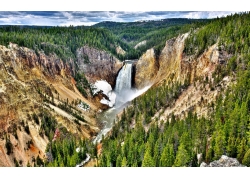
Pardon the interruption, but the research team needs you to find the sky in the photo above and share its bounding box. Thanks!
[0,11,243,26]
[0,0,246,26]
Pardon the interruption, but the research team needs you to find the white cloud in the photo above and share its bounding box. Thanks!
[183,11,239,19]
[0,11,245,26]
[59,21,96,26]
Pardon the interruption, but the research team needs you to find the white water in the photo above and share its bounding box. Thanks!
[93,62,152,144]
[91,80,116,107]
[115,63,132,94]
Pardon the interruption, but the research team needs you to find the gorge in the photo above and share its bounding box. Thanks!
[93,60,151,144]
[1,12,250,167]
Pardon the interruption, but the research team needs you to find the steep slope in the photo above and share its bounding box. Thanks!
[76,45,123,88]
[97,12,250,167]
[134,48,158,89]
[134,31,234,119]
[0,43,99,166]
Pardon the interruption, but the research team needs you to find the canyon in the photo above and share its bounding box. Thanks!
[0,31,232,166]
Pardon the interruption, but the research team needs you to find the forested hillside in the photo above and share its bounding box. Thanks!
[97,12,250,167]
[0,19,208,63]
[0,26,129,62]
[94,18,209,59]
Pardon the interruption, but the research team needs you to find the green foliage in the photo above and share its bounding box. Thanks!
[24,124,30,135]
[75,72,89,98]
[14,158,19,167]
[97,12,250,166]
[82,54,90,64]
[32,113,39,125]
[142,148,155,167]
[39,111,57,140]
[242,149,250,166]
[95,19,208,59]
[3,12,250,167]
[121,157,127,167]
[173,143,190,167]
[184,12,250,58]
[57,102,86,123]
[36,156,44,167]
[160,144,175,167]
[45,134,94,167]
[0,26,126,62]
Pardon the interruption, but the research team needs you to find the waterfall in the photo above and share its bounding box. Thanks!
[114,63,133,106]
[115,63,132,94]
[93,61,152,144]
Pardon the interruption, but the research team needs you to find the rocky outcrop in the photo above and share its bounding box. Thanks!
[200,155,246,167]
[155,33,189,85]
[153,32,231,86]
[6,43,73,79]
[76,45,123,88]
[134,32,234,121]
[116,46,126,55]
[134,48,158,89]
[134,40,147,49]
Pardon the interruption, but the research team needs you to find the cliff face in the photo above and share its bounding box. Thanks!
[155,33,189,85]
[154,33,230,86]
[134,48,158,89]
[8,43,73,77]
[76,45,123,88]
[0,43,99,167]
[135,32,233,120]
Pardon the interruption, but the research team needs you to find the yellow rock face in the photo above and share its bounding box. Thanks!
[134,48,158,89]
[0,43,99,166]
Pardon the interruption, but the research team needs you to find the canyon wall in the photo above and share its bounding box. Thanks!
[0,43,99,166]
[76,45,123,88]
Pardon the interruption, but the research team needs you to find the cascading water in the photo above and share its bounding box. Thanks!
[115,63,132,94]
[93,61,151,144]
[114,62,133,106]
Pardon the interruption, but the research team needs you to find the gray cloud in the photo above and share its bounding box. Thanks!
[0,11,242,26]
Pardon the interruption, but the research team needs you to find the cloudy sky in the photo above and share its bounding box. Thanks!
[0,11,242,26]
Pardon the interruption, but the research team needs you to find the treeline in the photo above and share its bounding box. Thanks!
[184,12,250,57]
[94,18,209,45]
[0,25,129,62]
[95,18,209,59]
[0,19,211,69]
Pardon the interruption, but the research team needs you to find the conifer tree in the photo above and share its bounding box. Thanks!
[173,143,190,167]
[160,143,175,167]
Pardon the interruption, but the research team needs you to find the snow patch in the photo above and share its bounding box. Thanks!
[91,80,116,107]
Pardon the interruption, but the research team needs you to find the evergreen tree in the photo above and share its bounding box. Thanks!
[160,143,175,167]
[173,143,190,167]
[242,149,250,166]
[121,157,127,167]
[142,148,155,167]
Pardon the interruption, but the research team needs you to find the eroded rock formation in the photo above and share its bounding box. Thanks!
[76,45,123,88]
[134,48,158,89]
[0,43,99,166]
